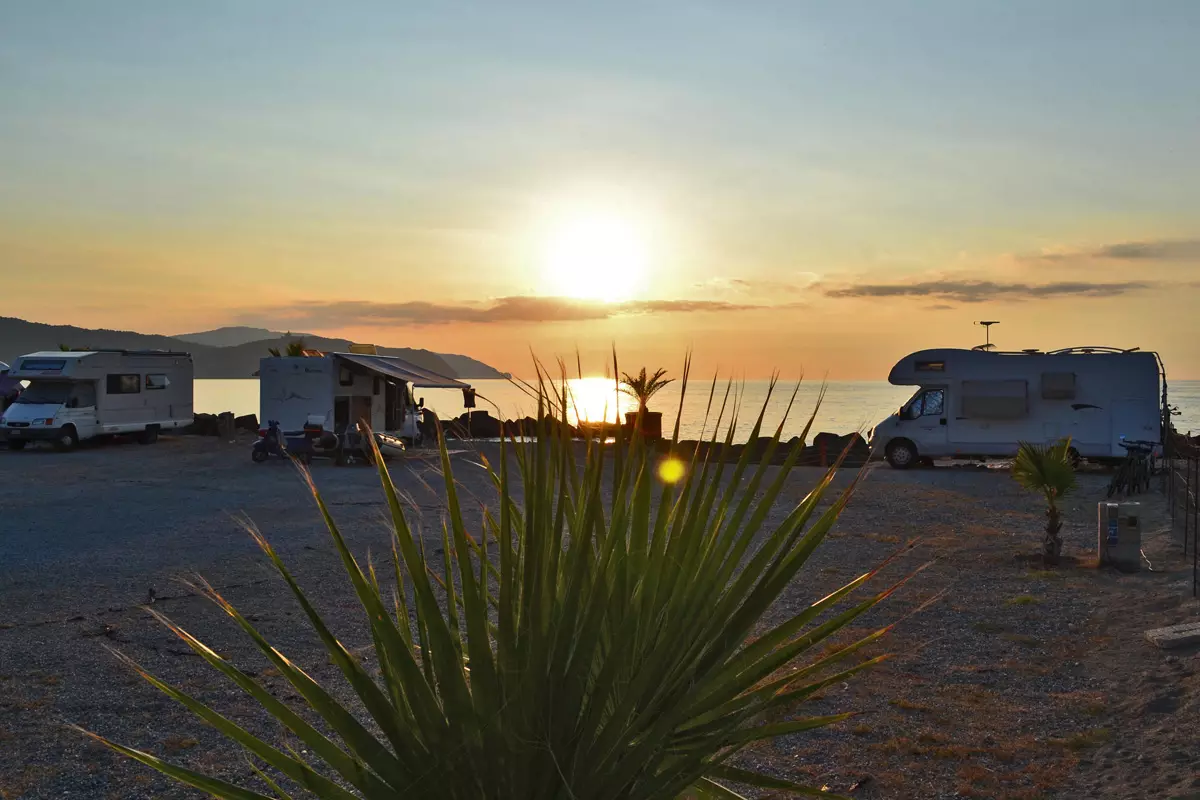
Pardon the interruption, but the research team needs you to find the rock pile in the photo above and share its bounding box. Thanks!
[187,412,259,436]
[424,410,872,466]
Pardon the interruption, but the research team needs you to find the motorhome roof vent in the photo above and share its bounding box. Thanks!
[349,343,378,355]
[1022,349,1040,354]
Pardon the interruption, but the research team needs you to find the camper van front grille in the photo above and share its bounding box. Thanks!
[5,422,29,428]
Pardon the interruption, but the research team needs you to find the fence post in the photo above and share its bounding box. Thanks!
[1186,459,1192,558]
[1170,452,1176,527]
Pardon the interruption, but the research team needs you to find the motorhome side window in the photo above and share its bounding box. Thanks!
[145,374,170,390]
[70,383,96,408]
[921,389,944,416]
[106,374,141,394]
[915,360,945,372]
[904,389,944,419]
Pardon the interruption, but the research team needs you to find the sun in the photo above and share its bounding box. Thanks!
[542,213,649,301]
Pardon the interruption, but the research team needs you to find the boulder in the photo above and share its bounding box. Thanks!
[217,412,237,439]
[419,409,441,442]
[447,410,503,439]
[234,414,259,433]
[577,420,622,440]
[187,413,218,436]
[806,432,870,466]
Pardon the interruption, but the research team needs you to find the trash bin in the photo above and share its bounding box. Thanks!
[1098,501,1141,572]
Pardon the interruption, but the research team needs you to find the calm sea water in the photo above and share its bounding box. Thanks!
[195,378,1200,439]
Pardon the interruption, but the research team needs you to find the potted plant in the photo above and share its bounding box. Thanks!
[620,367,673,440]
[267,337,308,357]
[1012,438,1077,565]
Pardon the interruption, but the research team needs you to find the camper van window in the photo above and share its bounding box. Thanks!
[915,360,946,372]
[1041,371,1076,400]
[145,374,170,390]
[14,381,71,404]
[106,374,141,394]
[902,394,924,420]
[921,389,945,416]
[70,383,96,408]
[339,367,354,386]
[19,358,67,372]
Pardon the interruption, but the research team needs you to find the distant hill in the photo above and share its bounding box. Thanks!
[0,317,507,380]
[175,326,312,348]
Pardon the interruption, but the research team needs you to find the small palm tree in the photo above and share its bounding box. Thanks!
[267,338,307,358]
[620,367,673,414]
[1012,438,1077,565]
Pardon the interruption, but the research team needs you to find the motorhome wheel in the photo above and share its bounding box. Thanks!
[885,439,917,469]
[55,425,79,452]
[139,426,159,445]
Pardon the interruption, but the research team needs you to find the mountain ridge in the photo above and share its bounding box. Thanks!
[175,326,313,348]
[0,317,507,379]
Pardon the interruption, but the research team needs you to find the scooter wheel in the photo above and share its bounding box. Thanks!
[252,448,268,463]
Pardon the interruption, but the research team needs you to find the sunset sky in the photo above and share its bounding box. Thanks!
[3,1,1199,378]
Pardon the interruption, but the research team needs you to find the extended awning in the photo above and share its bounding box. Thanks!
[334,353,468,389]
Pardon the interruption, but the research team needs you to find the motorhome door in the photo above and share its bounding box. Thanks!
[904,387,949,454]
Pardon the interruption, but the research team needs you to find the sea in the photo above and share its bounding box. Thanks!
[195,378,1200,440]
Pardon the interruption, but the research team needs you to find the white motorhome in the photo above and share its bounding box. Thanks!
[0,350,194,451]
[258,352,469,445]
[0,361,20,414]
[870,347,1164,468]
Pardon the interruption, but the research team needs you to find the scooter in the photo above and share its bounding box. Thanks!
[252,419,323,464]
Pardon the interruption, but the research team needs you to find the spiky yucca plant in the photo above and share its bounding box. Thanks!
[79,362,905,799]
[1012,438,1077,565]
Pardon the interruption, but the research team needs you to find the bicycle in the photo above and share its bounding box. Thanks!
[1107,439,1155,498]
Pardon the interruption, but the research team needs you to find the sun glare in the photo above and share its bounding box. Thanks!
[563,377,632,425]
[542,214,649,301]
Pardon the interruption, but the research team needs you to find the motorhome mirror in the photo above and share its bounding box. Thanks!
[419,397,424,408]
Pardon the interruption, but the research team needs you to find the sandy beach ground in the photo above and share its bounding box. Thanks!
[1,435,1197,799]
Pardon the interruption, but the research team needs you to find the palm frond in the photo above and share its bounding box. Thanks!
[620,367,674,408]
[1012,438,1077,503]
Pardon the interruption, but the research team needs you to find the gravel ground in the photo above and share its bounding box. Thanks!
[1,435,1197,799]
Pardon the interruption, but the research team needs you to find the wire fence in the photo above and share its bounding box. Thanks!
[1164,448,1199,597]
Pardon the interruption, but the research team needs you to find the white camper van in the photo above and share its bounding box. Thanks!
[0,350,194,451]
[258,352,469,445]
[870,347,1163,468]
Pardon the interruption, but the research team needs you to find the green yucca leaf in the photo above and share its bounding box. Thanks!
[79,361,911,799]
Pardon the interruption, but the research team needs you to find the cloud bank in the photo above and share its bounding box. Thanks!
[249,296,776,327]
[1023,238,1200,264]
[822,279,1152,303]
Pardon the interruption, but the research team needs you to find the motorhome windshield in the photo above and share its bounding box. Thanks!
[14,380,72,404]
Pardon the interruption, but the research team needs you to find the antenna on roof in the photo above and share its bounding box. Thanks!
[974,320,1000,350]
